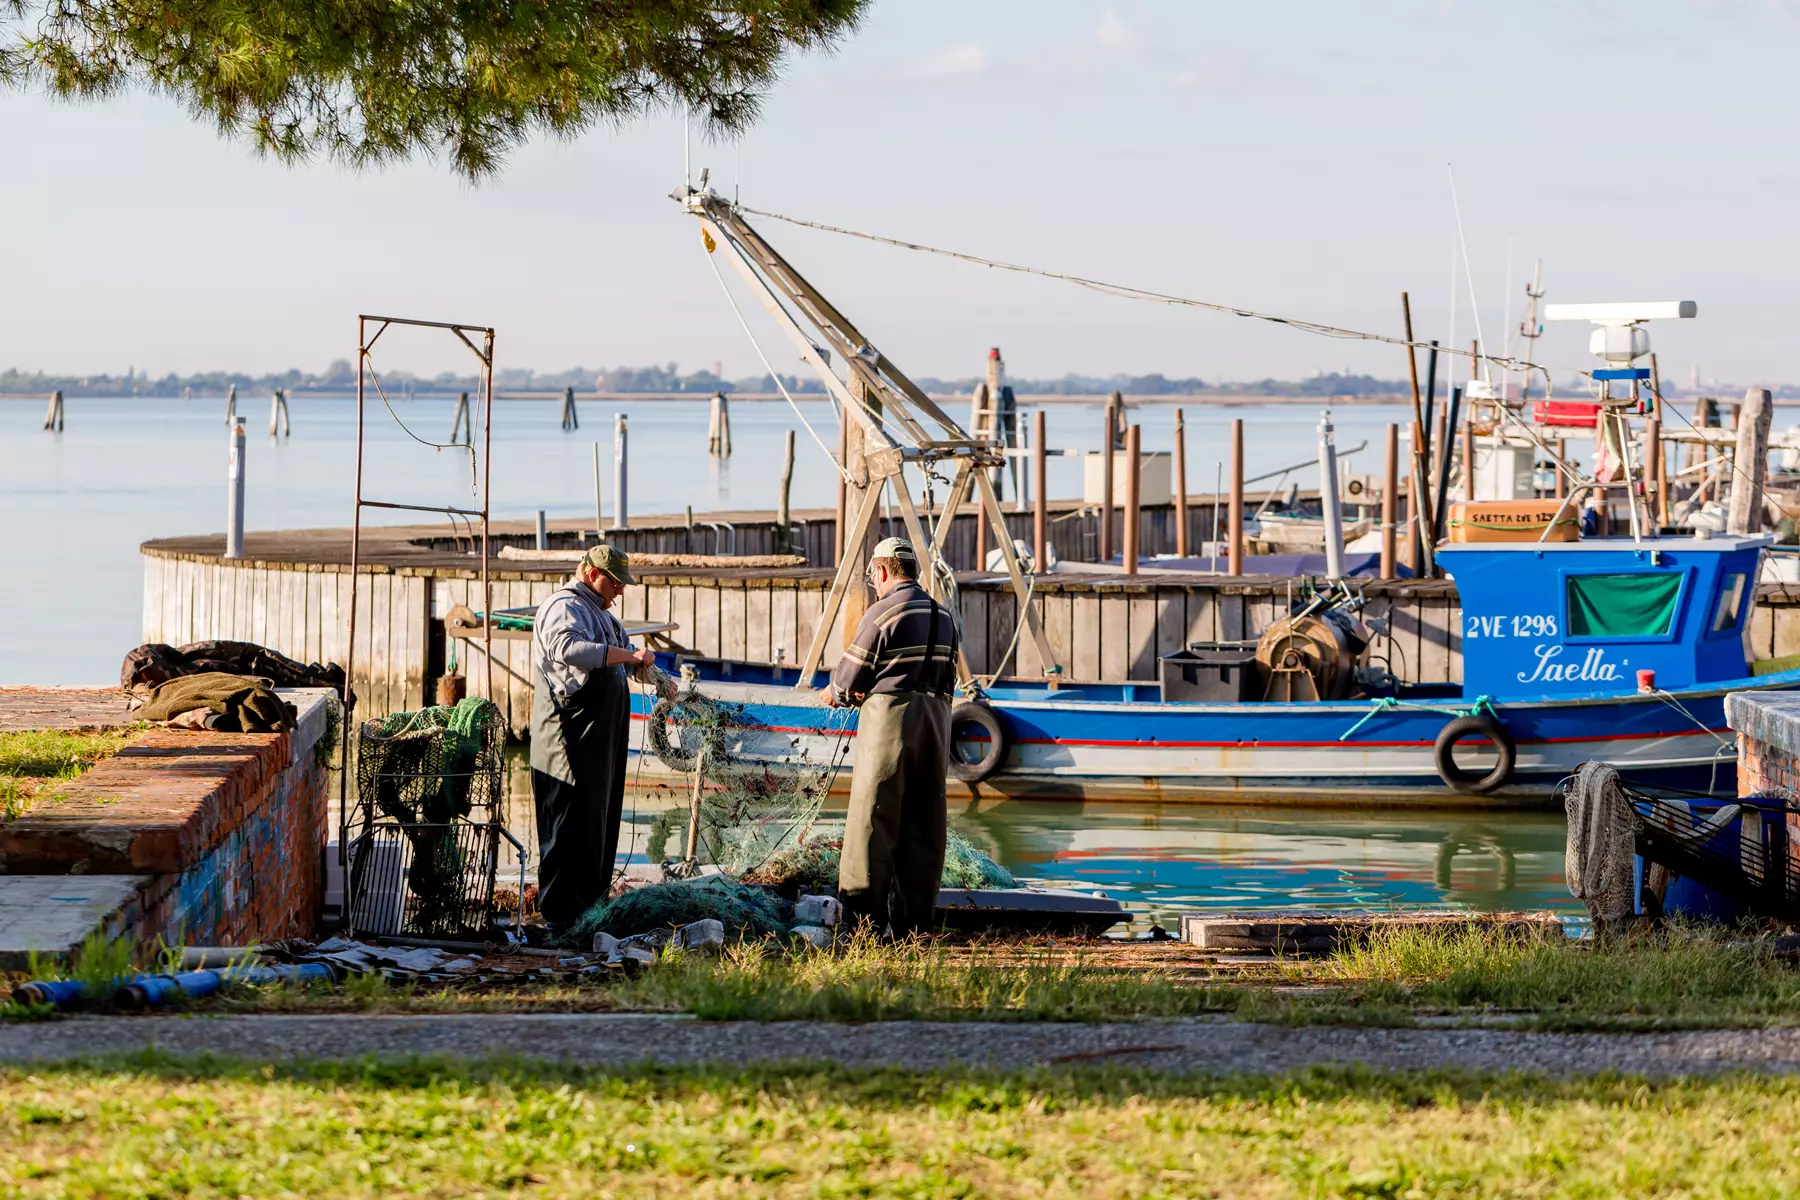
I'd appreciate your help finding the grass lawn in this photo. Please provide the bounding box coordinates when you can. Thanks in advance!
[13,922,1800,1032]
[5,1057,1800,1198]
[0,727,141,824]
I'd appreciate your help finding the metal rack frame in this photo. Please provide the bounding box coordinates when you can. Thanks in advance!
[339,314,496,887]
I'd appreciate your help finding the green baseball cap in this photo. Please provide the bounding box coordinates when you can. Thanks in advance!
[581,544,635,585]
[870,537,918,563]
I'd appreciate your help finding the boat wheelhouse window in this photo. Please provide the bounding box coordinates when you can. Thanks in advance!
[1565,573,1682,638]
[1712,573,1748,633]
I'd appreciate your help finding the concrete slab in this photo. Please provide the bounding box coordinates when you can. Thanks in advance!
[0,875,148,970]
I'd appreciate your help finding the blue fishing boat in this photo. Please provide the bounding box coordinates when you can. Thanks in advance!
[633,533,1800,805]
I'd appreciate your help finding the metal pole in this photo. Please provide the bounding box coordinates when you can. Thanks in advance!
[777,428,796,551]
[1100,399,1117,562]
[535,510,548,551]
[1227,418,1245,575]
[1034,410,1049,573]
[1174,408,1190,558]
[1381,423,1399,578]
[1318,412,1344,580]
[1124,424,1141,574]
[225,419,246,559]
[482,331,495,710]
[1432,387,1462,548]
[613,413,630,531]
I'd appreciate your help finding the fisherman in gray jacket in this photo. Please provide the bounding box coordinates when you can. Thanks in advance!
[530,544,660,940]
[820,537,960,936]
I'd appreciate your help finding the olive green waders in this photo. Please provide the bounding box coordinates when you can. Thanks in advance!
[837,691,950,935]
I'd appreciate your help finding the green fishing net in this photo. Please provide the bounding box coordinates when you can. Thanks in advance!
[570,875,791,940]
[743,828,1018,892]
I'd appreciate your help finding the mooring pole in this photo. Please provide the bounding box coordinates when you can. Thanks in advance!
[1123,424,1142,574]
[612,413,629,531]
[269,389,290,439]
[1174,408,1190,558]
[1400,293,1430,576]
[1318,412,1345,581]
[225,419,246,559]
[1380,423,1399,578]
[224,382,237,427]
[777,428,796,551]
[562,387,580,432]
[42,389,63,431]
[535,510,548,551]
[592,442,604,537]
[1100,399,1118,563]
[1034,410,1049,572]
[1227,418,1245,575]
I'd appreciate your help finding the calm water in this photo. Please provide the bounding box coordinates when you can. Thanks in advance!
[2,393,1422,685]
[479,755,1577,929]
[11,392,1576,922]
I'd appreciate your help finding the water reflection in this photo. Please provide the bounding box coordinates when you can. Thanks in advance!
[485,749,1577,929]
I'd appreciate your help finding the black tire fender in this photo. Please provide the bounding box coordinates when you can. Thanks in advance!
[948,700,1010,784]
[1434,714,1516,795]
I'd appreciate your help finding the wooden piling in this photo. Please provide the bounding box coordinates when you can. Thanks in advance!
[1381,423,1398,577]
[1227,418,1244,575]
[1401,294,1431,575]
[777,429,796,551]
[1555,439,1567,500]
[592,442,604,536]
[1034,410,1049,571]
[708,391,732,457]
[451,392,471,445]
[269,389,290,439]
[561,387,580,432]
[1094,394,1108,564]
[1123,424,1141,574]
[1728,388,1774,534]
[42,390,63,432]
[1174,408,1190,557]
[1460,409,1475,502]
[843,374,882,648]
[611,413,629,531]
[224,383,237,427]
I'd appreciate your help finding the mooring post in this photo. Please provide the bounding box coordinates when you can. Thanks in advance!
[777,428,796,551]
[1319,412,1345,581]
[224,383,237,427]
[1381,423,1399,578]
[1100,398,1118,563]
[708,391,733,457]
[1174,408,1190,558]
[1123,424,1142,575]
[269,389,290,439]
[535,510,548,551]
[452,392,472,445]
[612,413,629,530]
[561,387,580,432]
[42,389,63,432]
[1033,410,1048,572]
[1728,387,1774,534]
[1227,418,1245,575]
[1460,411,1475,502]
[225,419,246,559]
[684,744,707,868]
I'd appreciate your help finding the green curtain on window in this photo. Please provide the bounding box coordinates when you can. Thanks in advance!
[1566,573,1683,637]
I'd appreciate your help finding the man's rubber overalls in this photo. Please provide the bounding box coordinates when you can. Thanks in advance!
[529,652,630,928]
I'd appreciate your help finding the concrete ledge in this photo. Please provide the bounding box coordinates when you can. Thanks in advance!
[0,875,149,970]
[1727,692,1800,761]
[0,691,332,875]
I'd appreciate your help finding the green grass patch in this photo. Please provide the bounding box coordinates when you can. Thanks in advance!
[1310,922,1800,1030]
[0,726,141,823]
[6,1056,1800,1197]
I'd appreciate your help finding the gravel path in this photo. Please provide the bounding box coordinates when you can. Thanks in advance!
[5,1014,1800,1077]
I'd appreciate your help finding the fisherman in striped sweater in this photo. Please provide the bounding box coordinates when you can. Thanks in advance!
[820,537,960,936]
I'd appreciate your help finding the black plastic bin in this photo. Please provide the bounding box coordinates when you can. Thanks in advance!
[1160,641,1260,702]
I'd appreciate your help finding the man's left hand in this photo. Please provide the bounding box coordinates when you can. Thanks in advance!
[817,685,840,708]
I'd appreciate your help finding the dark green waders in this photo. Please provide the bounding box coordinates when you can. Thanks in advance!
[837,691,951,935]
[529,659,631,928]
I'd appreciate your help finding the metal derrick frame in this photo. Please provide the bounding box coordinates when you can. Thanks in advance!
[680,186,1059,690]
[340,313,496,868]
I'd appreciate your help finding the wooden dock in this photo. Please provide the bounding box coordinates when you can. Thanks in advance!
[140,503,1800,735]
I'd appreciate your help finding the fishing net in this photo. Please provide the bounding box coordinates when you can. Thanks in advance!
[641,666,854,877]
[744,828,1019,893]
[350,698,505,935]
[569,875,792,941]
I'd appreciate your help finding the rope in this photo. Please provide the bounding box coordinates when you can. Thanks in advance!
[1338,693,1499,742]
[702,241,854,485]
[738,205,1580,385]
[362,355,479,493]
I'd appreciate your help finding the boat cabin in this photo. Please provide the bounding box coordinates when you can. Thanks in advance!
[1438,534,1770,698]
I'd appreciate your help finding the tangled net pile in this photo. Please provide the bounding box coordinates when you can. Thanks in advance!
[641,666,854,877]
[571,670,1019,941]
[354,698,504,930]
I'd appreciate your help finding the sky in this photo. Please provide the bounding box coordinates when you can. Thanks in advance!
[3,0,1798,388]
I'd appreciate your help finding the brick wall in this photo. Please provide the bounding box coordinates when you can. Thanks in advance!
[0,690,335,949]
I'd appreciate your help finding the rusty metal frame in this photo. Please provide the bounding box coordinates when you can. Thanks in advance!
[340,313,496,881]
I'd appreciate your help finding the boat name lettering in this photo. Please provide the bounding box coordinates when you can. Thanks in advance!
[1466,614,1558,639]
[1516,643,1621,685]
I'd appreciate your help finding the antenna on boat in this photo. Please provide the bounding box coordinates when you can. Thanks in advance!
[1545,300,1698,542]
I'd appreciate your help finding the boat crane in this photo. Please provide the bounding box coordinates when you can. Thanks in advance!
[676,182,1058,690]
